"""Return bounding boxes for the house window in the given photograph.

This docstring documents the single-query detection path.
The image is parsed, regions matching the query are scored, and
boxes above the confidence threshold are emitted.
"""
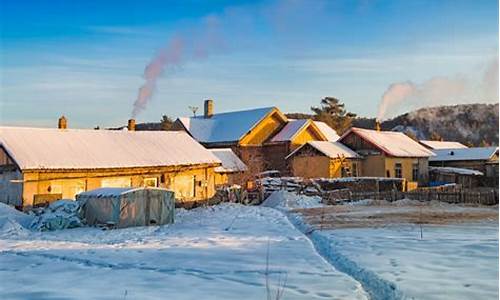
[352,162,358,177]
[144,177,158,187]
[394,163,402,178]
[412,163,419,181]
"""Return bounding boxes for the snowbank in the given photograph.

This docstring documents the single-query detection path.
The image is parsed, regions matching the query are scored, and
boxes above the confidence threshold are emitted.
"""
[261,191,323,210]
[0,203,34,235]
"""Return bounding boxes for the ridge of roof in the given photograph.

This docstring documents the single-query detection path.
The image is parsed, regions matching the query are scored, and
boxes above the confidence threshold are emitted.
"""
[286,141,360,160]
[339,127,434,157]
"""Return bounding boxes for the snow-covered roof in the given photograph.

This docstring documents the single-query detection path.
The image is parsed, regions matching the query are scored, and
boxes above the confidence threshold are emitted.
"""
[0,127,221,170]
[286,141,361,160]
[208,148,247,173]
[313,121,340,141]
[270,119,310,142]
[177,107,277,144]
[429,147,498,162]
[419,140,468,150]
[429,166,484,176]
[340,127,434,157]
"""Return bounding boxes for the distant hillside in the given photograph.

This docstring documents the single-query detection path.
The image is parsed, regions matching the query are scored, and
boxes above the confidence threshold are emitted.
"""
[353,103,499,146]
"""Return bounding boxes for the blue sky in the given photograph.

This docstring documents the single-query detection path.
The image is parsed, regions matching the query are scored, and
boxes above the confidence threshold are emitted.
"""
[1,0,498,128]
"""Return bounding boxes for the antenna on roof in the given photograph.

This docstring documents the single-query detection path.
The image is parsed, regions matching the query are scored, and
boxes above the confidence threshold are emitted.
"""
[188,106,199,117]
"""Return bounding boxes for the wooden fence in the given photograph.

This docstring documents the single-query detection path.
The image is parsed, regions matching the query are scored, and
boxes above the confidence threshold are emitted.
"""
[405,189,498,205]
[323,188,499,205]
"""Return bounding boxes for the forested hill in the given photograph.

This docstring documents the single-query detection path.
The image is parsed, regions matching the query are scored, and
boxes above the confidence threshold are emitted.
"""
[352,103,499,146]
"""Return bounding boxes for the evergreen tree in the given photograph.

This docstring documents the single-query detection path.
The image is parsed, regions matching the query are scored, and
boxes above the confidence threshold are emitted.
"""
[311,97,356,134]
[160,115,174,131]
[429,132,442,141]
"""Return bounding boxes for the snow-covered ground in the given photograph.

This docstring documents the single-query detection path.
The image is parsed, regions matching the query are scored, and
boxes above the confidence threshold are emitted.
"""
[1,193,497,300]
[321,223,498,300]
[279,194,499,300]
[0,203,366,300]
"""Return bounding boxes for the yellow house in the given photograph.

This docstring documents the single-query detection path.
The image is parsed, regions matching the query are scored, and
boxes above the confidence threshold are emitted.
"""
[173,100,288,172]
[286,141,362,178]
[0,126,222,209]
[268,119,329,151]
[338,127,434,189]
[208,148,248,186]
[174,100,340,175]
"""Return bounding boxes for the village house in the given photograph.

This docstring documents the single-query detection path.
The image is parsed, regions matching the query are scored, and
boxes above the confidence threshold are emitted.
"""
[173,99,339,174]
[208,148,248,186]
[0,121,222,209]
[285,141,361,178]
[429,147,499,179]
[419,140,468,150]
[338,127,434,189]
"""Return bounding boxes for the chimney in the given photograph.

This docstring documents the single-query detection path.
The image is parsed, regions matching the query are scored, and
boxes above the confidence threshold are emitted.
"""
[375,119,381,132]
[58,115,67,129]
[128,119,136,131]
[204,99,214,118]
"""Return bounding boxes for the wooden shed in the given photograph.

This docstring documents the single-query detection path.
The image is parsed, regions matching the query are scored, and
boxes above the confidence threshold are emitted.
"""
[286,141,362,178]
[0,127,221,209]
[429,147,499,176]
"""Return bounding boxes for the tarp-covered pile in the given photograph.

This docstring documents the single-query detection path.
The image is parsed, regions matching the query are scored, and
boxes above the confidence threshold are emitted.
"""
[30,200,83,231]
[77,187,175,228]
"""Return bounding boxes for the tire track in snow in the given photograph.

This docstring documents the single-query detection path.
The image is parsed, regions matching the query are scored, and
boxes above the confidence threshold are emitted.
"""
[279,209,405,300]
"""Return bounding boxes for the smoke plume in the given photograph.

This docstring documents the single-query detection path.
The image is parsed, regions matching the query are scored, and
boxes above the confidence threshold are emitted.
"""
[376,57,499,120]
[131,13,225,118]
[132,38,184,118]
[131,0,329,117]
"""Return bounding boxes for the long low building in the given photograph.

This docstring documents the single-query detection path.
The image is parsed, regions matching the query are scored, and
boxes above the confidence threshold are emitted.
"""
[0,126,222,208]
[429,146,499,178]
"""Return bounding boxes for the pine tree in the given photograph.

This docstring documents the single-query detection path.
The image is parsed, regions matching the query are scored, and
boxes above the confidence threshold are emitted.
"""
[311,97,356,134]
[160,115,174,131]
[429,132,442,141]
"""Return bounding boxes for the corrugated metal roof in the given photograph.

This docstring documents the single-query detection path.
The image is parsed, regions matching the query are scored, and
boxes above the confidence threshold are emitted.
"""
[419,140,468,149]
[208,148,247,173]
[340,127,434,157]
[178,107,276,144]
[429,147,498,162]
[0,127,221,170]
[270,119,309,142]
[286,141,360,160]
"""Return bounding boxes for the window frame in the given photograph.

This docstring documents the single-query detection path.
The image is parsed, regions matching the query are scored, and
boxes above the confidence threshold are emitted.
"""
[394,163,403,178]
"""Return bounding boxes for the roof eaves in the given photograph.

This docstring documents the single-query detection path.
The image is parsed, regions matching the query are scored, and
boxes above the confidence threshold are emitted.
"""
[238,107,287,142]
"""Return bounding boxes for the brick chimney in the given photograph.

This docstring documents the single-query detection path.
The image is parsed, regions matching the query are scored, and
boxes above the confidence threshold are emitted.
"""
[58,115,67,129]
[204,99,214,118]
[128,119,136,131]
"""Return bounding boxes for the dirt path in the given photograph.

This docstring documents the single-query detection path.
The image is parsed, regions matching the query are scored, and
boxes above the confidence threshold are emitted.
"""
[292,201,498,230]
